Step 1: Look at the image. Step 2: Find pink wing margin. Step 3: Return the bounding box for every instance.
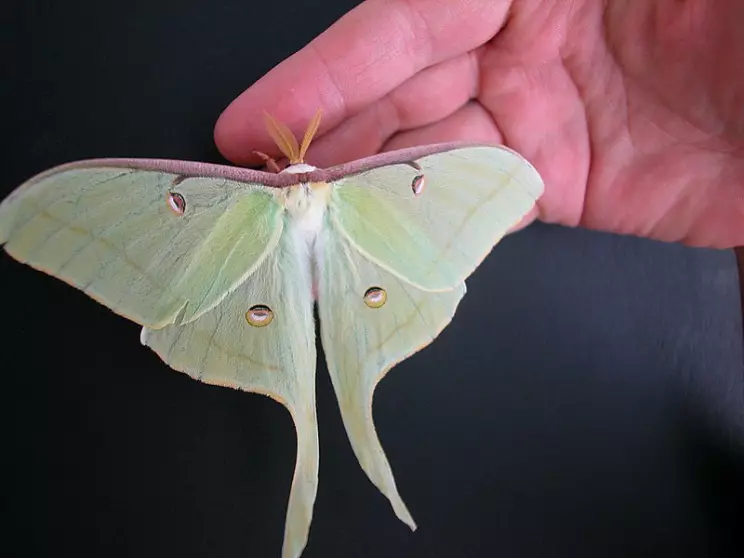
[8,142,501,193]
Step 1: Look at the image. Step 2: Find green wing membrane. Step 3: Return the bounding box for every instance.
[317,220,465,529]
[329,145,543,292]
[0,166,282,326]
[142,219,318,558]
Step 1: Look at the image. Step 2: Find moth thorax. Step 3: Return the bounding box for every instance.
[281,163,317,174]
[286,184,326,240]
[285,184,310,214]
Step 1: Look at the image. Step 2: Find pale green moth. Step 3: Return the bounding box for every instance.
[0,110,544,558]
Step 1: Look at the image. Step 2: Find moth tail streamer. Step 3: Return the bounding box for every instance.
[281,409,320,558]
[342,399,417,530]
[143,321,321,558]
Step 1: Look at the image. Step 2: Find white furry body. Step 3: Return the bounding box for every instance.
[279,163,331,300]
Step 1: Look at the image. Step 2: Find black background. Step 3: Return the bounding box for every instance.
[3,1,744,557]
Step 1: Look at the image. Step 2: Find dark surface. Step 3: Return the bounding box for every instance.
[3,1,744,557]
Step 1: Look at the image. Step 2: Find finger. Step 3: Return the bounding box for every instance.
[214,0,511,164]
[382,100,503,149]
[303,51,482,167]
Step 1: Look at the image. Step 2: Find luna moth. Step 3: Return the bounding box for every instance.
[0,110,543,558]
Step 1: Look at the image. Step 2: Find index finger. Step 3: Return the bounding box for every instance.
[214,0,510,164]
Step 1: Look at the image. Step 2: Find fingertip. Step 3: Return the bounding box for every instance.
[213,54,340,165]
[214,106,259,165]
[508,206,542,235]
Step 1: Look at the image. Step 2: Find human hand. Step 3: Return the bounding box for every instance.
[214,0,744,248]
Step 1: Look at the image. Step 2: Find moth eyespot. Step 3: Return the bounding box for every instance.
[167,192,186,215]
[411,174,425,196]
[363,287,387,308]
[245,304,274,327]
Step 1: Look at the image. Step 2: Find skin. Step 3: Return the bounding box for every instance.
[214,0,744,249]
